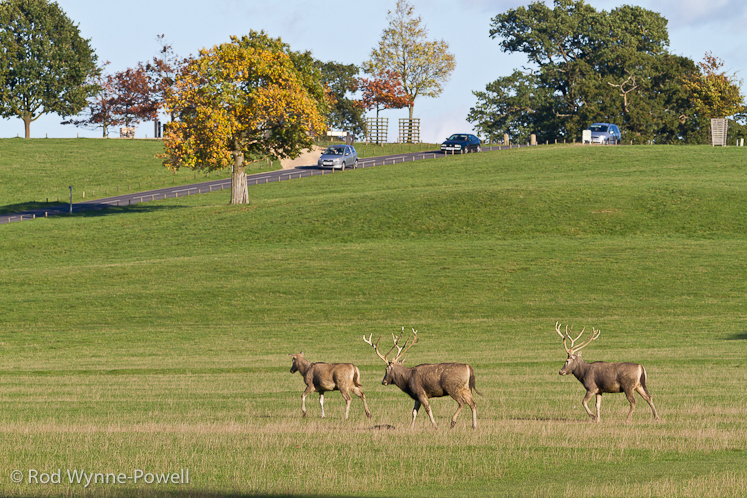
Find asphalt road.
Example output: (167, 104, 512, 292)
(0, 144, 527, 225)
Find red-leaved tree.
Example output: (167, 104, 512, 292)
(61, 62, 123, 137)
(359, 69, 413, 120)
(109, 66, 158, 128)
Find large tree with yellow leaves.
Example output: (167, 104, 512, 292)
(162, 33, 326, 204)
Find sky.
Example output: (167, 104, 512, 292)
(1, 0, 745, 142)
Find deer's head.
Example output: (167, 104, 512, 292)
(555, 322, 599, 376)
(363, 327, 419, 385)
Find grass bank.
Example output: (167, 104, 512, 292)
(0, 139, 279, 214)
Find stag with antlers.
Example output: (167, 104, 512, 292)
(363, 328, 481, 429)
(555, 322, 660, 423)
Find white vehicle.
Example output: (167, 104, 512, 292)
(584, 123, 621, 144)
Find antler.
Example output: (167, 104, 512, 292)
(364, 327, 420, 364)
(555, 322, 600, 355)
(363, 333, 390, 365)
(392, 327, 419, 363)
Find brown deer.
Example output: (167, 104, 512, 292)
(363, 328, 481, 429)
(288, 352, 372, 420)
(555, 322, 660, 423)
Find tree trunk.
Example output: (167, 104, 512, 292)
(24, 116, 31, 139)
(230, 152, 249, 204)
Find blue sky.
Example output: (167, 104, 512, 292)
(2, 0, 745, 142)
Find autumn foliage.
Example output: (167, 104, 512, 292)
(162, 36, 326, 204)
(359, 69, 412, 119)
(682, 52, 745, 119)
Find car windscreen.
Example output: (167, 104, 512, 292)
(447, 135, 469, 141)
(588, 125, 608, 132)
(323, 147, 344, 155)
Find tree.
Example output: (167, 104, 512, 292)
(476, 0, 706, 144)
(142, 35, 191, 122)
(109, 66, 158, 129)
(0, 0, 98, 138)
(363, 0, 455, 120)
(162, 34, 326, 205)
(61, 63, 122, 137)
(316, 61, 366, 139)
(682, 52, 745, 119)
(359, 70, 412, 118)
(467, 70, 552, 144)
(359, 70, 412, 143)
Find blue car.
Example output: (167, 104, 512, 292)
(317, 144, 358, 170)
(441, 134, 481, 153)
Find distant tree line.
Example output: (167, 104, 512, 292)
(0, 0, 454, 144)
(468, 0, 745, 145)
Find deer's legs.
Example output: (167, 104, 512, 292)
(301, 385, 315, 418)
(410, 400, 421, 428)
(450, 392, 477, 429)
(341, 390, 352, 420)
(420, 396, 437, 429)
(595, 394, 602, 422)
(351, 385, 372, 418)
(319, 393, 325, 418)
(451, 400, 464, 428)
(624, 390, 637, 423)
(581, 391, 599, 422)
(469, 395, 477, 429)
(636, 385, 660, 421)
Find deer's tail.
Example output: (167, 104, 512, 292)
(353, 366, 363, 388)
(640, 365, 652, 397)
(469, 365, 483, 397)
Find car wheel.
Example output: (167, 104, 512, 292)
(340, 162, 345, 171)
(353, 158, 358, 169)
(476, 146, 481, 153)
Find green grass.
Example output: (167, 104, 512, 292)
(0, 138, 279, 214)
(1, 144, 747, 497)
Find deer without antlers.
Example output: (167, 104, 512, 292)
(288, 352, 371, 420)
(555, 322, 659, 423)
(363, 327, 481, 429)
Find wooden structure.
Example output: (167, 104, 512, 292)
(398, 118, 420, 143)
(711, 118, 728, 146)
(366, 117, 388, 144)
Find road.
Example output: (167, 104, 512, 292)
(0, 144, 527, 225)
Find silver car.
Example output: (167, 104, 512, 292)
(585, 123, 621, 144)
(317, 144, 358, 170)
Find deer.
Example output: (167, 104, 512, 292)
(363, 328, 481, 429)
(288, 352, 372, 420)
(555, 322, 660, 423)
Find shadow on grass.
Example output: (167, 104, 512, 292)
(725, 332, 747, 340)
(1, 201, 181, 222)
(73, 203, 181, 218)
(0, 200, 61, 216)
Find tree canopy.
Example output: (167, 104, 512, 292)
(363, 0, 455, 120)
(471, 0, 713, 144)
(315, 61, 366, 139)
(682, 52, 745, 119)
(0, 0, 98, 138)
(162, 32, 326, 204)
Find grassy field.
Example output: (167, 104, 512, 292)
(0, 139, 278, 214)
(0, 143, 746, 497)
